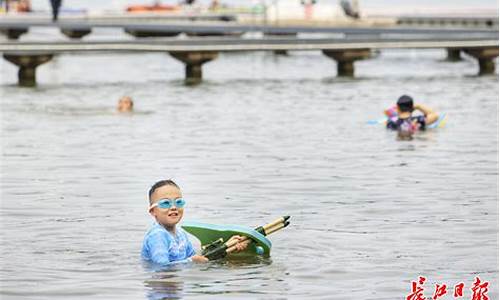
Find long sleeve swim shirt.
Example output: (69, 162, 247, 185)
(142, 222, 196, 265)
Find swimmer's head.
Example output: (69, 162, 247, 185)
(397, 95, 414, 113)
(117, 96, 134, 112)
(148, 180, 183, 229)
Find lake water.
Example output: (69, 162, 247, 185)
(0, 26, 498, 299)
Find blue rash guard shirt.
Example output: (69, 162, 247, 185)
(142, 222, 196, 265)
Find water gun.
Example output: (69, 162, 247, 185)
(199, 216, 291, 260)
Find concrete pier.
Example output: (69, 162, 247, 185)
(169, 51, 218, 85)
(124, 28, 180, 38)
(186, 31, 244, 37)
(0, 28, 28, 40)
(264, 33, 298, 55)
(3, 53, 53, 87)
(446, 48, 462, 61)
(61, 28, 92, 39)
(0, 37, 497, 85)
(1, 19, 497, 38)
(322, 49, 371, 76)
(463, 47, 499, 75)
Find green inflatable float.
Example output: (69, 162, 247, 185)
(181, 216, 290, 260)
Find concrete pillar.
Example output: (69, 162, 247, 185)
(186, 32, 243, 37)
(322, 49, 371, 77)
(446, 48, 462, 61)
(274, 50, 289, 56)
(264, 32, 297, 55)
(169, 51, 218, 85)
(124, 29, 180, 38)
(61, 28, 92, 39)
(3, 54, 53, 87)
(0, 28, 29, 40)
(463, 47, 499, 75)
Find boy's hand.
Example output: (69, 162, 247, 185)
(191, 255, 209, 263)
(228, 235, 251, 252)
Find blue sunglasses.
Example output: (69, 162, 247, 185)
(150, 198, 186, 210)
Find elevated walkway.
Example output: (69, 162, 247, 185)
(0, 16, 497, 86)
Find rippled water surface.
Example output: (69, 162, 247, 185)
(1, 28, 498, 300)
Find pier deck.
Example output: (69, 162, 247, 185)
(0, 19, 497, 36)
(0, 36, 497, 53)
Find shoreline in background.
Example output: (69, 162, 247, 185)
(2, 0, 498, 19)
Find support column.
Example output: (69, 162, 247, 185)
(264, 32, 297, 55)
(274, 49, 289, 56)
(322, 49, 371, 77)
(463, 47, 499, 75)
(446, 48, 462, 61)
(186, 32, 243, 37)
(169, 51, 218, 85)
(0, 28, 29, 40)
(61, 28, 92, 39)
(3, 54, 53, 87)
(124, 28, 180, 38)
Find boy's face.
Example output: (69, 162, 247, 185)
(150, 185, 184, 229)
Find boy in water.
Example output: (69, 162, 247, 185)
(142, 180, 249, 265)
(386, 95, 439, 139)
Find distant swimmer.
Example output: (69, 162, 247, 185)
(117, 96, 134, 113)
(386, 95, 439, 139)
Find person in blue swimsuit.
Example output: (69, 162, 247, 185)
(386, 95, 439, 139)
(142, 179, 249, 266)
